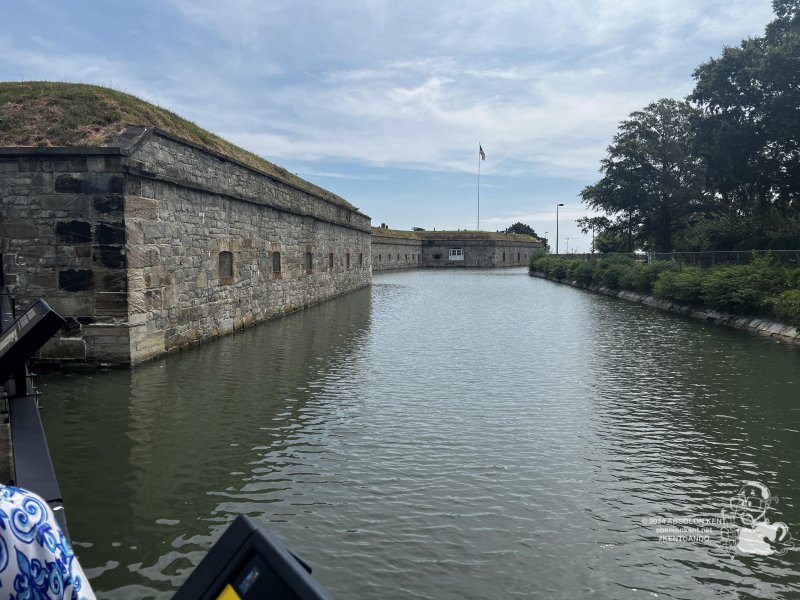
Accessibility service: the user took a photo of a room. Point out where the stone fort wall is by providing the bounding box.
[372,236,423,271]
[0,129,372,366]
[372,234,538,271]
[0,149,130,364]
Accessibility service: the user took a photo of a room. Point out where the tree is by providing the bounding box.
[576,215,634,253]
[506,222,537,237]
[580,99,707,252]
[506,222,549,251]
[576,216,620,253]
[691,0,800,219]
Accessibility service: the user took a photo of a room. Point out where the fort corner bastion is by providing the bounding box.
[1,122,371,367]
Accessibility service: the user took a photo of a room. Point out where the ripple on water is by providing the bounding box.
[39,269,800,599]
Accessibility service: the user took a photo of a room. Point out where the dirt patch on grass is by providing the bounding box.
[76,123,122,145]
[1,97,66,146]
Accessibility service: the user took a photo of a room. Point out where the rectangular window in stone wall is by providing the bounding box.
[305,251,313,274]
[219,251,234,284]
[448,248,464,261]
[346,253,351,269]
[272,251,281,277]
[329,252,334,272]
[359,253,363,268]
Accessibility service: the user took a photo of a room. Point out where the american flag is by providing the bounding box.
[479,145,485,161]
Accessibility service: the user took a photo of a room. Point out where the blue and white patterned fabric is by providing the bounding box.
[0,485,95,600]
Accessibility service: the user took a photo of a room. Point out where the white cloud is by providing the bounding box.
[1,0,777,188]
[225,54,672,179]
[168,0,773,182]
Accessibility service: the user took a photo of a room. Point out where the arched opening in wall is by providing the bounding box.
[272,251,281,277]
[219,251,233,284]
[502,252,506,262]
[346,253,351,269]
[518,252,521,261]
[329,252,334,272]
[305,252,313,273]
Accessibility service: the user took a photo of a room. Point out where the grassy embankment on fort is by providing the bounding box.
[372,227,538,242]
[530,254,800,327]
[0,81,353,209]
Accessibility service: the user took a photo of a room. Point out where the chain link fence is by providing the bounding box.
[560,250,800,267]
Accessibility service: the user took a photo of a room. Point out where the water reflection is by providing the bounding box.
[40,287,372,597]
[39,270,800,599]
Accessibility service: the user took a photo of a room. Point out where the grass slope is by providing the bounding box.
[372,227,539,242]
[0,81,353,209]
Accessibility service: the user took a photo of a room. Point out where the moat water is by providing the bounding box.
[39,268,800,599]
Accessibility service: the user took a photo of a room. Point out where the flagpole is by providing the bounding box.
[477,142,481,231]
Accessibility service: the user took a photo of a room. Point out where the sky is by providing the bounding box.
[0,1,777,252]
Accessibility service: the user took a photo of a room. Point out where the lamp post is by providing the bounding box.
[566,236,570,254]
[556,203,564,255]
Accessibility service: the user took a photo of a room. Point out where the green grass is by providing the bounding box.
[0,81,353,209]
[372,227,539,242]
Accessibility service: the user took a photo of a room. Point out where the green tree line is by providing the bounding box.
[581,0,800,253]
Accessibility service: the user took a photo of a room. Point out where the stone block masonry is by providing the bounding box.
[421,238,537,268]
[372,234,539,271]
[372,236,423,271]
[0,128,371,366]
[0,150,132,364]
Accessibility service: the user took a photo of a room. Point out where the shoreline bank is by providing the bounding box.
[529,270,800,346]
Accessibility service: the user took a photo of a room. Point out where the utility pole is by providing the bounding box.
[556,204,564,255]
